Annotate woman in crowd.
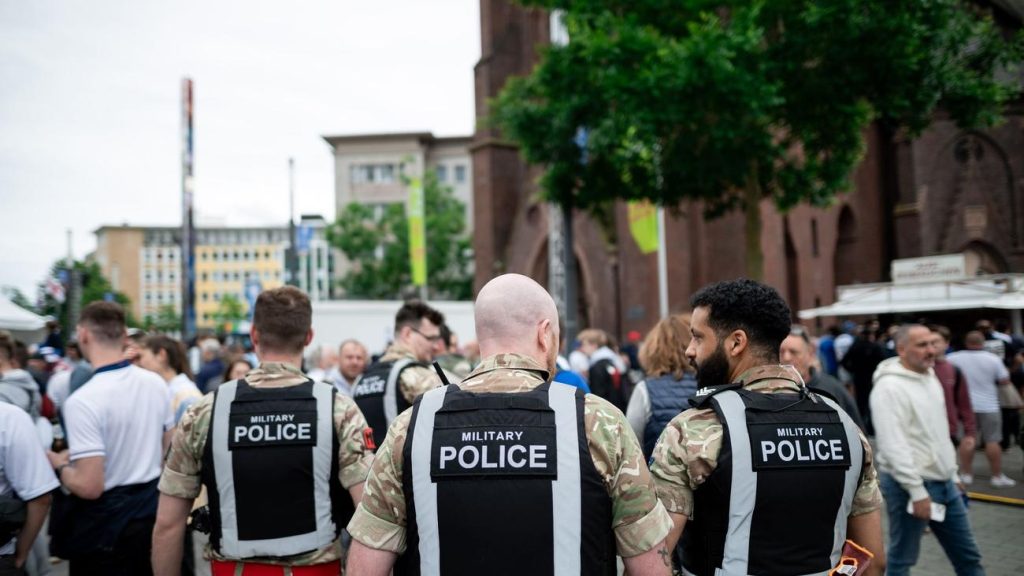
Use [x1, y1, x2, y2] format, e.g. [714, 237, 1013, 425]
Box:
[139, 335, 202, 424]
[626, 314, 699, 460]
[223, 357, 254, 383]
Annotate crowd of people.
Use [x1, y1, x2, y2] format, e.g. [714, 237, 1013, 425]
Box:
[0, 277, 1021, 575]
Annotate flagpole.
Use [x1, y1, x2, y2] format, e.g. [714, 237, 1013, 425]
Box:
[657, 206, 668, 318]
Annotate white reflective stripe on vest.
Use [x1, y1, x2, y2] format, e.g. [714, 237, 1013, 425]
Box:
[410, 384, 451, 576]
[211, 380, 337, 558]
[714, 390, 757, 575]
[549, 382, 582, 576]
[411, 383, 585, 575]
[818, 394, 864, 567]
[383, 358, 414, 427]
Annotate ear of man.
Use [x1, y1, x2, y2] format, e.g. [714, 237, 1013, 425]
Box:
[727, 330, 749, 358]
[536, 319, 550, 354]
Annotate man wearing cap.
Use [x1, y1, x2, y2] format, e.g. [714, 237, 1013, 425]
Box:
[347, 274, 672, 576]
[152, 286, 373, 576]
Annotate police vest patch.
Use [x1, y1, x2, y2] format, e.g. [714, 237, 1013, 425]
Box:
[747, 422, 851, 470]
[352, 374, 386, 398]
[430, 425, 557, 480]
[228, 409, 318, 449]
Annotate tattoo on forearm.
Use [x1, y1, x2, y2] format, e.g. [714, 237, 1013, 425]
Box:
[658, 546, 671, 567]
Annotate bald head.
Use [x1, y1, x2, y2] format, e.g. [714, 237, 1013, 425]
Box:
[476, 274, 559, 348]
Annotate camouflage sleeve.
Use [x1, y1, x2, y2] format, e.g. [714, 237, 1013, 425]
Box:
[333, 394, 374, 489]
[399, 365, 440, 404]
[347, 411, 411, 554]
[649, 408, 722, 518]
[850, 431, 883, 516]
[584, 395, 672, 557]
[158, 394, 214, 500]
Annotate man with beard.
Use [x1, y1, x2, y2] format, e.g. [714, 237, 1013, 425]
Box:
[346, 273, 672, 576]
[649, 279, 884, 576]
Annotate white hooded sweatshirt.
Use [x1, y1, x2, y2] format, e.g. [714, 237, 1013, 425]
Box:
[870, 356, 958, 502]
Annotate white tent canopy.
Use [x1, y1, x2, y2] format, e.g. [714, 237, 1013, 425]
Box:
[798, 274, 1024, 324]
[0, 294, 46, 331]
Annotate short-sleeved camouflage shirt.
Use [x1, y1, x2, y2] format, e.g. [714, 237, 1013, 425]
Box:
[158, 362, 374, 565]
[348, 353, 673, 558]
[376, 343, 441, 404]
[650, 365, 882, 519]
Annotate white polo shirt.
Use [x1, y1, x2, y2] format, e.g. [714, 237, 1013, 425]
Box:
[63, 361, 173, 491]
[0, 403, 60, 554]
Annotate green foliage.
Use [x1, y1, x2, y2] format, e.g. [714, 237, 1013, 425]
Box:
[493, 0, 1022, 216]
[145, 304, 182, 335]
[212, 294, 246, 333]
[39, 260, 138, 328]
[327, 171, 473, 300]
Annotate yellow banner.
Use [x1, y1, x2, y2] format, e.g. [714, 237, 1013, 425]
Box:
[628, 200, 658, 254]
[407, 177, 427, 286]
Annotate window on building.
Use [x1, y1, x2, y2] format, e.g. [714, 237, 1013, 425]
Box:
[214, 292, 221, 301]
[201, 272, 208, 282]
[379, 164, 395, 183]
[437, 164, 448, 182]
[202, 292, 208, 302]
[264, 250, 270, 260]
[454, 164, 467, 183]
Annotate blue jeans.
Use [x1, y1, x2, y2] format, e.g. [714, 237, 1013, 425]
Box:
[880, 473, 984, 576]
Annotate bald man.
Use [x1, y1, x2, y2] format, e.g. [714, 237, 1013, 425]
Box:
[346, 274, 673, 576]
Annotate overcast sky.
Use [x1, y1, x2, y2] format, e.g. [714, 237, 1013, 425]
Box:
[0, 0, 480, 297]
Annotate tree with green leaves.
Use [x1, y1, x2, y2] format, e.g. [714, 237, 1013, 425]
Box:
[328, 170, 473, 300]
[145, 304, 182, 335]
[38, 260, 138, 328]
[493, 0, 1022, 278]
[212, 294, 246, 333]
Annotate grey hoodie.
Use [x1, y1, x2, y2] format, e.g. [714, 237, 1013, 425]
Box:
[0, 369, 42, 419]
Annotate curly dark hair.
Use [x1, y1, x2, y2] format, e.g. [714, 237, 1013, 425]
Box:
[690, 278, 791, 361]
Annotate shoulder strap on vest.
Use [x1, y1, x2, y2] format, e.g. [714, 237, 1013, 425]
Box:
[708, 390, 757, 575]
[690, 381, 744, 408]
[384, 358, 416, 426]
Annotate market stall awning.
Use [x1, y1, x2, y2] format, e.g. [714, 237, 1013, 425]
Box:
[797, 275, 1024, 319]
[0, 295, 46, 331]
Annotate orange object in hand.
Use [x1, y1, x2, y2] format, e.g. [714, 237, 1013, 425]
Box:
[829, 539, 874, 576]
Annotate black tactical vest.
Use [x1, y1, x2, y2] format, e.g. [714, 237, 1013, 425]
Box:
[353, 358, 418, 448]
[681, 383, 863, 576]
[396, 381, 616, 576]
[201, 378, 352, 558]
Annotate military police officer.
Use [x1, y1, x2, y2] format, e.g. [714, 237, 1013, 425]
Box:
[152, 287, 374, 576]
[346, 274, 673, 576]
[650, 279, 886, 576]
[352, 300, 443, 448]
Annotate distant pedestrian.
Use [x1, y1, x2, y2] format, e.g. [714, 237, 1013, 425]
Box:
[871, 325, 984, 576]
[626, 314, 698, 460]
[948, 331, 1016, 487]
[929, 326, 978, 476]
[780, 325, 865, 431]
[328, 339, 367, 396]
[193, 339, 224, 393]
[582, 329, 631, 411]
[139, 335, 202, 425]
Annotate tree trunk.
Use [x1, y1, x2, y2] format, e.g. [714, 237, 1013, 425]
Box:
[744, 163, 764, 281]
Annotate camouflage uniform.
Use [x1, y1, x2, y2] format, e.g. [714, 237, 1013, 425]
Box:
[348, 353, 673, 558]
[158, 362, 374, 566]
[376, 343, 440, 403]
[650, 365, 883, 519]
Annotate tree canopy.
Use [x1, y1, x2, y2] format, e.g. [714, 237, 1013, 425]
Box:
[327, 171, 473, 300]
[493, 0, 1021, 275]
